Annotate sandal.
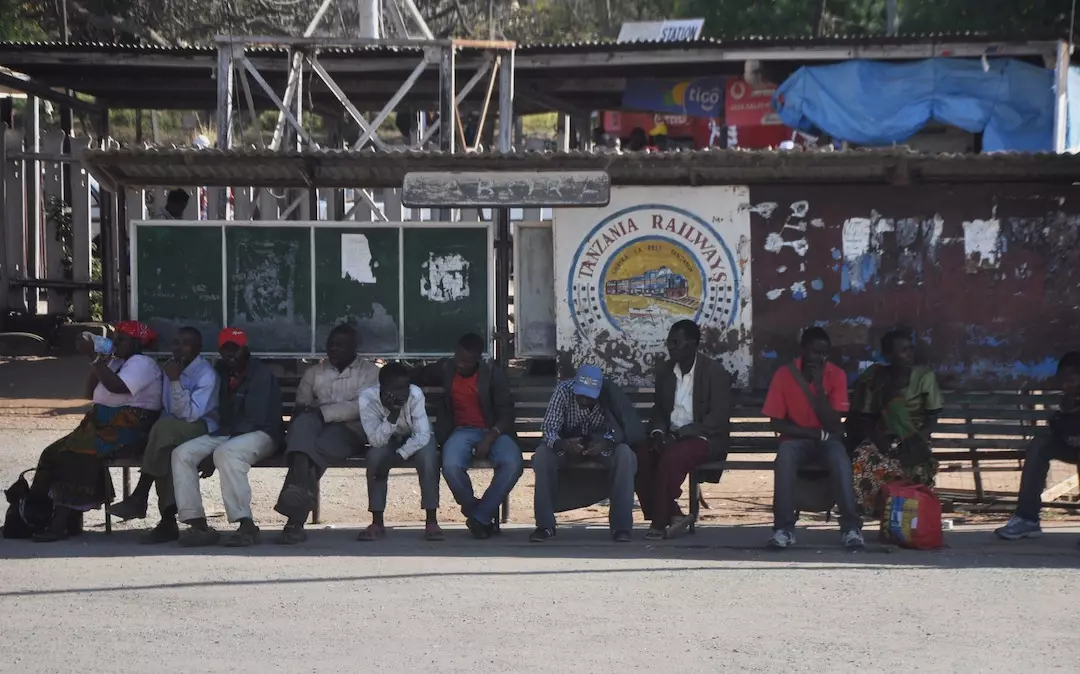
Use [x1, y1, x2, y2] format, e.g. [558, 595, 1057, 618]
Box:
[423, 523, 445, 542]
[357, 523, 386, 541]
[644, 528, 667, 541]
[224, 526, 262, 548]
[666, 514, 695, 539]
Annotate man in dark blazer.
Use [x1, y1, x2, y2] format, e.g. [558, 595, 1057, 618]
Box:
[637, 319, 731, 540]
[415, 333, 521, 539]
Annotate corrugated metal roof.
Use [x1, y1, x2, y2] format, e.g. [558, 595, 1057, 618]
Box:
[0, 31, 1061, 56]
[82, 147, 1080, 191]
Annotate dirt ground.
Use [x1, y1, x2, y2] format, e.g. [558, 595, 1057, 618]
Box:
[2, 356, 1077, 535]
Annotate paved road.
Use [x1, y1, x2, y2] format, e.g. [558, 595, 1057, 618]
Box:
[1, 524, 1078, 673]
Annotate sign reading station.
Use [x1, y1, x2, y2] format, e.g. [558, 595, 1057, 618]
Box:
[402, 171, 611, 208]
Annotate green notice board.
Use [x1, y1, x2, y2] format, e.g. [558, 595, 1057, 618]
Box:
[226, 226, 313, 352]
[314, 227, 401, 353]
[403, 227, 489, 353]
[134, 224, 223, 349]
[133, 222, 490, 356]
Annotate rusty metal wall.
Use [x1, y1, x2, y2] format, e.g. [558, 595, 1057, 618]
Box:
[749, 183, 1080, 390]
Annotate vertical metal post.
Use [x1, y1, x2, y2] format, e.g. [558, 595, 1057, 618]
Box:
[557, 112, 571, 152]
[216, 44, 235, 220]
[0, 126, 8, 318]
[24, 95, 40, 313]
[1052, 40, 1069, 153]
[359, 0, 381, 39]
[885, 0, 899, 36]
[97, 111, 118, 322]
[438, 45, 456, 221]
[494, 48, 514, 366]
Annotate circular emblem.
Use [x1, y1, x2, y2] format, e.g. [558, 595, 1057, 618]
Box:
[730, 80, 747, 100]
[567, 204, 740, 348]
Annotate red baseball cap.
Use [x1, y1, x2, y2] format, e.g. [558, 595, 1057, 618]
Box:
[218, 327, 247, 349]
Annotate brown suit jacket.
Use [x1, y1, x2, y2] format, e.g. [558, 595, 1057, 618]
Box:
[650, 353, 732, 461]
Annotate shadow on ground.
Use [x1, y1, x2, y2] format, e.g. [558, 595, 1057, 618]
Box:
[2, 523, 1077, 579]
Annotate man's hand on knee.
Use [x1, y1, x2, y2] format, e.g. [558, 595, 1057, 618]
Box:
[197, 456, 216, 479]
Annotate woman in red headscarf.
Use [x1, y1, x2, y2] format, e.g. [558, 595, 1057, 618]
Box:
[29, 321, 164, 541]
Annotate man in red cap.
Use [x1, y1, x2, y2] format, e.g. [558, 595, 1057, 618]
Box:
[170, 327, 284, 547]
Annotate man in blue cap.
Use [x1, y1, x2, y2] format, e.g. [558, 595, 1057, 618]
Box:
[530, 364, 639, 543]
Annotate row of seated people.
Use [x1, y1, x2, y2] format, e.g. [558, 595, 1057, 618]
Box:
[22, 319, 1080, 547]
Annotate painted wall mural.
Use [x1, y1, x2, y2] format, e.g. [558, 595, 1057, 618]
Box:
[555, 186, 754, 386]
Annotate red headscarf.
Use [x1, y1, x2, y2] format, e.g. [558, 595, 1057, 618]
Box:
[114, 321, 157, 347]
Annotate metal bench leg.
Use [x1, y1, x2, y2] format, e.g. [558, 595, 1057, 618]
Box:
[311, 482, 321, 525]
[105, 509, 112, 535]
[122, 466, 131, 499]
[501, 495, 510, 524]
[688, 471, 701, 534]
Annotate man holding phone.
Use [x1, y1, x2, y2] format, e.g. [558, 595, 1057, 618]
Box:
[357, 362, 442, 542]
[762, 326, 862, 550]
[530, 364, 638, 543]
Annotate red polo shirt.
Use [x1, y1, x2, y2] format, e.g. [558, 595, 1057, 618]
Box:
[762, 359, 849, 429]
[451, 371, 487, 429]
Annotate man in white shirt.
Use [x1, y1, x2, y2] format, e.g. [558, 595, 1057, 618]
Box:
[107, 326, 220, 544]
[638, 320, 731, 540]
[275, 324, 378, 544]
[357, 361, 442, 542]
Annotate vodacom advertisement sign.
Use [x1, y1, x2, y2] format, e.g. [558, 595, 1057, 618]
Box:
[725, 78, 782, 126]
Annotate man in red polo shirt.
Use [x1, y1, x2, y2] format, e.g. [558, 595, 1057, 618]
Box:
[762, 326, 863, 550]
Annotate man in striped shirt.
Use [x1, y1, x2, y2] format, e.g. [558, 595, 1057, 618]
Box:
[275, 324, 378, 544]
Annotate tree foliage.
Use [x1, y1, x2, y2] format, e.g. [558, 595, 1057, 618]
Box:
[6, 0, 1075, 46]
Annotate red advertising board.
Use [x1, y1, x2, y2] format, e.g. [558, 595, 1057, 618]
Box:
[601, 111, 719, 148]
[725, 78, 782, 126]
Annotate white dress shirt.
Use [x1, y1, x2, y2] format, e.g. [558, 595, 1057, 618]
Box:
[358, 384, 431, 459]
[670, 356, 696, 431]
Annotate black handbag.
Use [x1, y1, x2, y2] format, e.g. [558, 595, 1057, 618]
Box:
[3, 469, 52, 539]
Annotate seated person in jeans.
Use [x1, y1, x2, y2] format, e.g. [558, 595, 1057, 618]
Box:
[762, 327, 863, 550]
[275, 324, 378, 544]
[418, 333, 522, 540]
[107, 326, 220, 544]
[996, 352, 1080, 542]
[357, 362, 442, 542]
[530, 365, 638, 544]
[172, 327, 283, 548]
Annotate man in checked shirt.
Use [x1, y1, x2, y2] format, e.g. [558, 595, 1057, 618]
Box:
[530, 364, 639, 543]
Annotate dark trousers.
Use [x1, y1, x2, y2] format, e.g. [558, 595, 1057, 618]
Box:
[1016, 434, 1080, 522]
[634, 437, 710, 528]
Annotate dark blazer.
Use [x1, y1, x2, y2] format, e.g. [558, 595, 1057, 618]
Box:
[600, 379, 647, 447]
[418, 359, 516, 446]
[212, 357, 284, 449]
[650, 353, 732, 460]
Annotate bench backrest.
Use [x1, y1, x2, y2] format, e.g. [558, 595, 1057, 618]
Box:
[275, 375, 1050, 457]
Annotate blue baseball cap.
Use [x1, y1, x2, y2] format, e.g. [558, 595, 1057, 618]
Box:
[572, 364, 604, 399]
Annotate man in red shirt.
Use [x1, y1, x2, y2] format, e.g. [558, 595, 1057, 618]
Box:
[417, 333, 521, 539]
[762, 326, 863, 550]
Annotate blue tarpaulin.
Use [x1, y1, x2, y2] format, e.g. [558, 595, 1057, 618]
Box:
[773, 59, 1055, 153]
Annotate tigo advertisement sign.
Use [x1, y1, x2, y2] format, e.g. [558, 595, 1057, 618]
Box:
[622, 77, 725, 119]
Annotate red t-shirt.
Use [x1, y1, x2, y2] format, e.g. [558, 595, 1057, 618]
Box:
[451, 371, 487, 429]
[761, 359, 849, 429]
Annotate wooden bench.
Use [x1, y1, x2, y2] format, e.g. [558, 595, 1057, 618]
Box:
[104, 377, 1065, 533]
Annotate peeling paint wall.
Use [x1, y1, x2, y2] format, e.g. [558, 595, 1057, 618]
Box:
[748, 184, 1080, 389]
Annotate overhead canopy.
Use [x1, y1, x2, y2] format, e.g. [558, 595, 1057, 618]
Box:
[81, 147, 1080, 191]
[0, 34, 1062, 113]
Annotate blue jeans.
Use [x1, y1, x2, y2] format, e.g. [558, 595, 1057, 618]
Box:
[441, 428, 524, 524]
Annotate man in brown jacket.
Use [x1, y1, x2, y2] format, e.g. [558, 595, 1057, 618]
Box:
[636, 319, 731, 540]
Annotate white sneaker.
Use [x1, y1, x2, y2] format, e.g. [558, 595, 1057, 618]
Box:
[766, 530, 795, 549]
[843, 529, 865, 550]
[995, 516, 1043, 540]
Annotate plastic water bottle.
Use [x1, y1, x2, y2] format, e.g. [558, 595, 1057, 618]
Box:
[81, 331, 113, 355]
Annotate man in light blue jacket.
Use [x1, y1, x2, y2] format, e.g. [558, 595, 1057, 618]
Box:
[107, 326, 219, 543]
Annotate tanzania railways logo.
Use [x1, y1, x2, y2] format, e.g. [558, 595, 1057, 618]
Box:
[567, 204, 740, 346]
